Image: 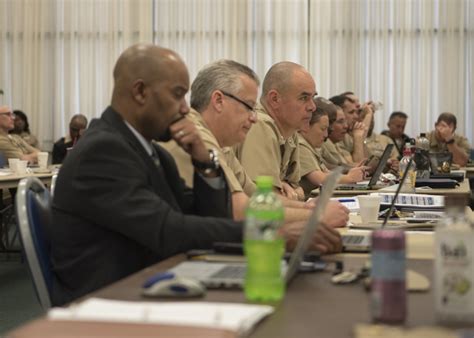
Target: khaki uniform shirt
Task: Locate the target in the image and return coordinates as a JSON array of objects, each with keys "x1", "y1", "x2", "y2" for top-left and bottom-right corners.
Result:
[
  {"x1": 298, "y1": 134, "x2": 328, "y2": 196},
  {"x1": 160, "y1": 110, "x2": 256, "y2": 196},
  {"x1": 425, "y1": 131, "x2": 470, "y2": 156},
  {"x1": 365, "y1": 133, "x2": 398, "y2": 160},
  {"x1": 320, "y1": 138, "x2": 350, "y2": 169},
  {"x1": 234, "y1": 104, "x2": 300, "y2": 190},
  {"x1": 0, "y1": 133, "x2": 37, "y2": 159}
]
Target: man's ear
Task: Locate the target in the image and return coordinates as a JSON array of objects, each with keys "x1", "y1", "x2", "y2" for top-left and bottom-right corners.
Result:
[
  {"x1": 266, "y1": 89, "x2": 280, "y2": 109},
  {"x1": 132, "y1": 80, "x2": 146, "y2": 105},
  {"x1": 210, "y1": 90, "x2": 224, "y2": 113}
]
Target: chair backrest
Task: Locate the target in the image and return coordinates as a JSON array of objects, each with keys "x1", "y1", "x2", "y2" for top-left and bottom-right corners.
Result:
[
  {"x1": 16, "y1": 177, "x2": 53, "y2": 309},
  {"x1": 0, "y1": 151, "x2": 6, "y2": 167},
  {"x1": 50, "y1": 173, "x2": 58, "y2": 197}
]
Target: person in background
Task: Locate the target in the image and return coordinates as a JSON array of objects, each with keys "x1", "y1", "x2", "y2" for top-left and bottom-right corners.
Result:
[
  {"x1": 0, "y1": 105, "x2": 39, "y2": 163},
  {"x1": 426, "y1": 112, "x2": 470, "y2": 167},
  {"x1": 321, "y1": 100, "x2": 363, "y2": 169},
  {"x1": 329, "y1": 93, "x2": 370, "y2": 164},
  {"x1": 10, "y1": 110, "x2": 40, "y2": 148},
  {"x1": 381, "y1": 111, "x2": 411, "y2": 159},
  {"x1": 52, "y1": 114, "x2": 88, "y2": 164},
  {"x1": 300, "y1": 98, "x2": 366, "y2": 197}
]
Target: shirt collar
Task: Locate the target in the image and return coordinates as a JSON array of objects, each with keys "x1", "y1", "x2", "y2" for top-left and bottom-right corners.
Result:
[{"x1": 124, "y1": 120, "x2": 154, "y2": 156}]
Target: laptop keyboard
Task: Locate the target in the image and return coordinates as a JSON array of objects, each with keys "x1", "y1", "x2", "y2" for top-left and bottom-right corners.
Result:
[
  {"x1": 342, "y1": 235, "x2": 366, "y2": 244},
  {"x1": 209, "y1": 265, "x2": 246, "y2": 279}
]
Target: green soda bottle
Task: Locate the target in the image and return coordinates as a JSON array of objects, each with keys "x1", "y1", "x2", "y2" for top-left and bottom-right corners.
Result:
[{"x1": 244, "y1": 176, "x2": 285, "y2": 301}]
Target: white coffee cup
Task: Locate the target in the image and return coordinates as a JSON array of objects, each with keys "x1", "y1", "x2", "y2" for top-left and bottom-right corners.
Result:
[
  {"x1": 37, "y1": 152, "x2": 49, "y2": 169},
  {"x1": 8, "y1": 158, "x2": 19, "y2": 173},
  {"x1": 357, "y1": 195, "x2": 382, "y2": 224},
  {"x1": 16, "y1": 160, "x2": 28, "y2": 175}
]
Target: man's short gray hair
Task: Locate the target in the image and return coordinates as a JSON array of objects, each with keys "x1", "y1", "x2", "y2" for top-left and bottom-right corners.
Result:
[{"x1": 191, "y1": 60, "x2": 260, "y2": 112}]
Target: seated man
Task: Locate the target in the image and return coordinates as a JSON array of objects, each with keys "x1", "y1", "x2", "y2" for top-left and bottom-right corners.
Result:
[
  {"x1": 425, "y1": 112, "x2": 470, "y2": 166},
  {"x1": 381, "y1": 111, "x2": 411, "y2": 159},
  {"x1": 329, "y1": 93, "x2": 371, "y2": 164},
  {"x1": 52, "y1": 114, "x2": 88, "y2": 164},
  {"x1": 0, "y1": 105, "x2": 39, "y2": 163},
  {"x1": 49, "y1": 44, "x2": 343, "y2": 306},
  {"x1": 235, "y1": 62, "x2": 315, "y2": 201},
  {"x1": 162, "y1": 60, "x2": 349, "y2": 226}
]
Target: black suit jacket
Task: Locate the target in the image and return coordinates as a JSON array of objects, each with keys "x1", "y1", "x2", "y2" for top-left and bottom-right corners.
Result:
[{"x1": 49, "y1": 107, "x2": 242, "y2": 305}]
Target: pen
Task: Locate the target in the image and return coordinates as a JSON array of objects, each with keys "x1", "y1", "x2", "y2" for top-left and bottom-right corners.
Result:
[{"x1": 338, "y1": 199, "x2": 356, "y2": 203}]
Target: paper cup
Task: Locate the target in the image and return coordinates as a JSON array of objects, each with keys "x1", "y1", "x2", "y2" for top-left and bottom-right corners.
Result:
[
  {"x1": 357, "y1": 195, "x2": 382, "y2": 224},
  {"x1": 16, "y1": 160, "x2": 28, "y2": 175},
  {"x1": 8, "y1": 158, "x2": 19, "y2": 173},
  {"x1": 38, "y1": 152, "x2": 49, "y2": 169}
]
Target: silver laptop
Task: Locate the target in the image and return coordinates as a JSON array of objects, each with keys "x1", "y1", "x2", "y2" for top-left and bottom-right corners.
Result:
[
  {"x1": 170, "y1": 168, "x2": 344, "y2": 288},
  {"x1": 336, "y1": 144, "x2": 395, "y2": 190}
]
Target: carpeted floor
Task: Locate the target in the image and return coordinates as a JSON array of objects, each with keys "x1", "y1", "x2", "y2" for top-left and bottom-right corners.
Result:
[{"x1": 0, "y1": 254, "x2": 44, "y2": 336}]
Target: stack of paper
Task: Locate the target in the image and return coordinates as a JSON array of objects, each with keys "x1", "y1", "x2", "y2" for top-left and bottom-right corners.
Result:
[{"x1": 48, "y1": 298, "x2": 274, "y2": 336}]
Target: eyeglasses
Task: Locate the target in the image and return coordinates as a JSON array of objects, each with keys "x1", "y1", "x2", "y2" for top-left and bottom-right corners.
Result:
[
  {"x1": 0, "y1": 112, "x2": 15, "y2": 118},
  {"x1": 221, "y1": 91, "x2": 256, "y2": 116}
]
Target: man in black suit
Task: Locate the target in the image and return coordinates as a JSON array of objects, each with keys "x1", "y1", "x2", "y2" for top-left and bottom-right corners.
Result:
[{"x1": 49, "y1": 44, "x2": 242, "y2": 305}]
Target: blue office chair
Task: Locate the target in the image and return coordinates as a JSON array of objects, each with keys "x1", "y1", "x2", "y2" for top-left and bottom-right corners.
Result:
[{"x1": 15, "y1": 177, "x2": 52, "y2": 309}]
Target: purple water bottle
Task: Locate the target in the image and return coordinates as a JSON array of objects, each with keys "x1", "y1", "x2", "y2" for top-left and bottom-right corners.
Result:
[{"x1": 370, "y1": 229, "x2": 407, "y2": 324}]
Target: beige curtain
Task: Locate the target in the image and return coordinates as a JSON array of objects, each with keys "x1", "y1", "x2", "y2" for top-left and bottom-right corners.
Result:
[
  {"x1": 0, "y1": 0, "x2": 152, "y2": 150},
  {"x1": 0, "y1": 0, "x2": 472, "y2": 149},
  {"x1": 309, "y1": 0, "x2": 473, "y2": 141}
]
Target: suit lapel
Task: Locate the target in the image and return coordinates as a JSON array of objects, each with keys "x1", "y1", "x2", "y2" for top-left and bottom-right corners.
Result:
[{"x1": 101, "y1": 107, "x2": 181, "y2": 210}]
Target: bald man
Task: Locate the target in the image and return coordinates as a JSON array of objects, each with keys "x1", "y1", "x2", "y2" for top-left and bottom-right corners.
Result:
[
  {"x1": 235, "y1": 62, "x2": 316, "y2": 201},
  {"x1": 0, "y1": 105, "x2": 39, "y2": 163},
  {"x1": 49, "y1": 44, "x2": 242, "y2": 305}
]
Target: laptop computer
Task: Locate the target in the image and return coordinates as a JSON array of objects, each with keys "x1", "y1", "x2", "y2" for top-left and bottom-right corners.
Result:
[
  {"x1": 429, "y1": 152, "x2": 464, "y2": 182},
  {"x1": 170, "y1": 168, "x2": 344, "y2": 288},
  {"x1": 336, "y1": 144, "x2": 395, "y2": 190}
]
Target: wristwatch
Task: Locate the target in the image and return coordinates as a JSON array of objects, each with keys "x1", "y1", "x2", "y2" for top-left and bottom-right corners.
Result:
[
  {"x1": 446, "y1": 138, "x2": 455, "y2": 145},
  {"x1": 192, "y1": 149, "x2": 220, "y2": 175}
]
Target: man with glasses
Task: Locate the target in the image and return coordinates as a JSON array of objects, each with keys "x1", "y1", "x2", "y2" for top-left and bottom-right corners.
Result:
[
  {"x1": 52, "y1": 114, "x2": 88, "y2": 164},
  {"x1": 235, "y1": 62, "x2": 315, "y2": 201},
  {"x1": 0, "y1": 105, "x2": 39, "y2": 163},
  {"x1": 162, "y1": 60, "x2": 349, "y2": 230}
]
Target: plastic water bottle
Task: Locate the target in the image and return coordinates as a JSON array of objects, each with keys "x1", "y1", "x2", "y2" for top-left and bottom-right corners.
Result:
[
  {"x1": 435, "y1": 196, "x2": 474, "y2": 324},
  {"x1": 415, "y1": 133, "x2": 430, "y2": 179},
  {"x1": 399, "y1": 145, "x2": 416, "y2": 192},
  {"x1": 244, "y1": 176, "x2": 285, "y2": 302}
]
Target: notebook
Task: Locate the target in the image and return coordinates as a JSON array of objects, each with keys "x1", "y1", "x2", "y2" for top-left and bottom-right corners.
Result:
[
  {"x1": 170, "y1": 168, "x2": 344, "y2": 288},
  {"x1": 336, "y1": 144, "x2": 395, "y2": 190}
]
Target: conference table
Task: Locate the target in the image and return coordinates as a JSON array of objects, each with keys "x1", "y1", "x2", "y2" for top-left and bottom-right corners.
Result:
[
  {"x1": 8, "y1": 254, "x2": 439, "y2": 338},
  {"x1": 319, "y1": 177, "x2": 471, "y2": 206},
  {"x1": 0, "y1": 168, "x2": 56, "y2": 252},
  {"x1": 8, "y1": 224, "x2": 470, "y2": 338},
  {"x1": 0, "y1": 168, "x2": 56, "y2": 190}
]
